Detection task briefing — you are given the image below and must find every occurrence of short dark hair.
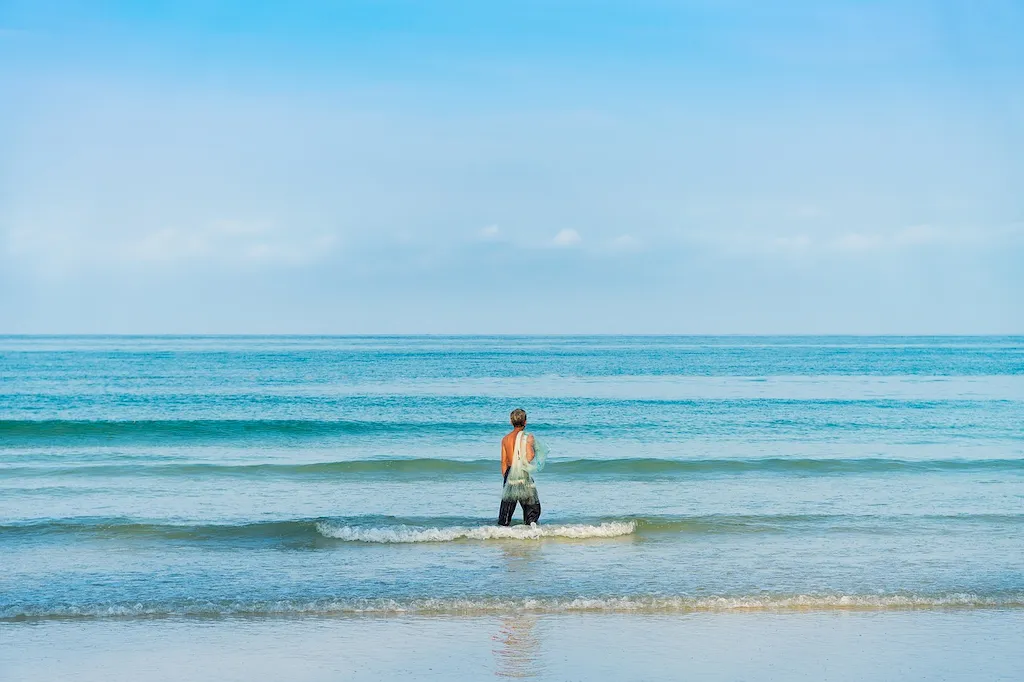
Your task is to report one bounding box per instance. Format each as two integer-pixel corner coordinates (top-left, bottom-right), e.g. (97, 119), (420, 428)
(510, 408), (527, 428)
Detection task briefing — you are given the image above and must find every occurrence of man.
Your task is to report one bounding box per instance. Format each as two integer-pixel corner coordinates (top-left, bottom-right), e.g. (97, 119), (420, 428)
(498, 408), (542, 526)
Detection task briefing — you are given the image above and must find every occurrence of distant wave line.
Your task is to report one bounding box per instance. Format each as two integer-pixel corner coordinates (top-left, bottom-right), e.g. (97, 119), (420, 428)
(0, 419), (487, 441)
(3, 457), (1022, 479)
(2, 418), (1020, 450)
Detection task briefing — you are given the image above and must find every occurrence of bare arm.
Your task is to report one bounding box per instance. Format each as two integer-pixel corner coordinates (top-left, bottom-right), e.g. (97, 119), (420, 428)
(525, 434), (536, 463)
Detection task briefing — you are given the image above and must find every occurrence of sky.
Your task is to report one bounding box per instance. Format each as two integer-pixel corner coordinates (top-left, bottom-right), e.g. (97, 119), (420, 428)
(1, 0), (1022, 334)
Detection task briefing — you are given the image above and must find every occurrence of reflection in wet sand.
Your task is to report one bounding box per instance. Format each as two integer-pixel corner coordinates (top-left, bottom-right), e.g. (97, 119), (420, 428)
(492, 613), (541, 678)
(499, 539), (541, 569)
(492, 543), (544, 678)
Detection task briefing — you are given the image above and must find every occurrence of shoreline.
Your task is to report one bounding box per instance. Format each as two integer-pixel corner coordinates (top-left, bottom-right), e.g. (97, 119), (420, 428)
(6, 598), (1024, 624)
(4, 610), (1022, 681)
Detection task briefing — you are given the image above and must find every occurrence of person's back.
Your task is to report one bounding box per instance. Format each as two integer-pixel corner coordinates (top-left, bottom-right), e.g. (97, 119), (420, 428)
(498, 408), (541, 526)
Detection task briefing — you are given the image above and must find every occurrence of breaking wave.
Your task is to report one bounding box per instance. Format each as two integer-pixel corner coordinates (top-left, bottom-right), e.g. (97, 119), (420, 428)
(314, 521), (636, 542)
(0, 419), (493, 444)
(5, 513), (1022, 544)
(5, 593), (1022, 622)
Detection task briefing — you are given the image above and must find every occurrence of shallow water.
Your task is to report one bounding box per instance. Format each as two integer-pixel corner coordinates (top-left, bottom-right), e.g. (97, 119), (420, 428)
(1, 336), (1022, 623)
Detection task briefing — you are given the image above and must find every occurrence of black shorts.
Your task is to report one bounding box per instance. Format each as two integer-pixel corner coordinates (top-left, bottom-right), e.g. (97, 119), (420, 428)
(498, 470), (541, 526)
(498, 497), (541, 526)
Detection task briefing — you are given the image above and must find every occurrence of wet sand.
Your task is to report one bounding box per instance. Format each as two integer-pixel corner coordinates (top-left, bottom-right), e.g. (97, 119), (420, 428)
(3, 610), (1022, 681)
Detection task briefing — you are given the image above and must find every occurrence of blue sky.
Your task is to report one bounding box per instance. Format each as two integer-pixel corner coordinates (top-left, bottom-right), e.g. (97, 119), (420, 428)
(1, 0), (1022, 333)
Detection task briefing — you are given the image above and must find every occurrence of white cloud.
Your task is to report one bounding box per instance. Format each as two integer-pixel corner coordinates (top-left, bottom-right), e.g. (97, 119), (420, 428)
(4, 219), (338, 274)
(675, 224), (1024, 260)
(771, 235), (813, 252)
(552, 228), (582, 247)
(123, 227), (213, 262)
(608, 234), (643, 252)
(832, 232), (883, 251)
(478, 224), (501, 240)
(792, 205), (824, 219)
(827, 225), (1018, 253)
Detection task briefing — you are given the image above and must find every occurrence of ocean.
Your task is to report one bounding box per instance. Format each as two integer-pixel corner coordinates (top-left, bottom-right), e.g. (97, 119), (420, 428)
(2, 335), (1023, 680)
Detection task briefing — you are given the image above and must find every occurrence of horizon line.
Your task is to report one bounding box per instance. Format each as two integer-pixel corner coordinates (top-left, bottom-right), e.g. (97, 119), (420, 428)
(1, 333), (1021, 339)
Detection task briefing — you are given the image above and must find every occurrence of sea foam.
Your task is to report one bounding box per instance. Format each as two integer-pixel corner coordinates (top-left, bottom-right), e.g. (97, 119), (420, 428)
(314, 520), (636, 543)
(5, 593), (1022, 622)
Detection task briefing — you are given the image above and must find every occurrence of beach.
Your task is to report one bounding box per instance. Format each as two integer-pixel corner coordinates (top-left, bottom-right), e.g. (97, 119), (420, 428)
(4, 612), (1023, 681)
(2, 335), (1022, 679)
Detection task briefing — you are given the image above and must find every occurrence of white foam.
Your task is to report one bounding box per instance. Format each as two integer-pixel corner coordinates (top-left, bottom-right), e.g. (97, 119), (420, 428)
(6, 593), (1022, 621)
(315, 521), (636, 543)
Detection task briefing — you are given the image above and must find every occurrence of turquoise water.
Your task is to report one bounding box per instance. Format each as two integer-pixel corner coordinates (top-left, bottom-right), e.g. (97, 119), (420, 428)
(2, 336), (1023, 619)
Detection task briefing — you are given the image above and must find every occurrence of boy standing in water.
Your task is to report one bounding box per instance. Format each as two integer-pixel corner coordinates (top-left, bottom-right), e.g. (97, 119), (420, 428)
(498, 408), (542, 526)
